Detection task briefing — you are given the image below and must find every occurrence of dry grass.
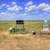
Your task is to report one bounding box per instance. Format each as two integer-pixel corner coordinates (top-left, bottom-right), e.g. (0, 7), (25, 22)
(0, 20), (50, 50)
(0, 31), (50, 50)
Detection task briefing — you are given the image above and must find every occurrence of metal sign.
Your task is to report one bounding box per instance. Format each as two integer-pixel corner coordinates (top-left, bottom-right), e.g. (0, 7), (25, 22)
(16, 20), (24, 24)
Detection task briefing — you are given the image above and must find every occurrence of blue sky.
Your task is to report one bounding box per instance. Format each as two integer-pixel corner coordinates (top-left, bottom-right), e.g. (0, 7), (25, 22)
(0, 0), (50, 20)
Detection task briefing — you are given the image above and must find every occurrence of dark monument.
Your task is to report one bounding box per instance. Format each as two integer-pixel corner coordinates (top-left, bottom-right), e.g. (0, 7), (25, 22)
(16, 20), (25, 32)
(16, 20), (24, 24)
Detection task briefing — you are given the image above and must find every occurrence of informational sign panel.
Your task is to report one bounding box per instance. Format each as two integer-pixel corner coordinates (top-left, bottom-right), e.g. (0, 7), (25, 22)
(16, 20), (24, 24)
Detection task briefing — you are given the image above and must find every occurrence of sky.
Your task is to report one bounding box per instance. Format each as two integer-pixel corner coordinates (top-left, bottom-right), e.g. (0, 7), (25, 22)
(0, 0), (50, 20)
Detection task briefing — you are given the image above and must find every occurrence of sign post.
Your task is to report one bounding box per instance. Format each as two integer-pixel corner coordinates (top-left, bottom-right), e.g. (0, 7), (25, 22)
(16, 20), (25, 32)
(42, 20), (49, 31)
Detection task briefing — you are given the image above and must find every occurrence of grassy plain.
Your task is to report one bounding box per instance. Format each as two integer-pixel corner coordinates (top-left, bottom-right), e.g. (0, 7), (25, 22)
(0, 20), (43, 32)
(0, 20), (50, 50)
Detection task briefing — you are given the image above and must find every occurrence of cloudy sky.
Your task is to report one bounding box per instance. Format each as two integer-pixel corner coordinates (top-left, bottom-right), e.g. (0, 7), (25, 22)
(0, 0), (50, 20)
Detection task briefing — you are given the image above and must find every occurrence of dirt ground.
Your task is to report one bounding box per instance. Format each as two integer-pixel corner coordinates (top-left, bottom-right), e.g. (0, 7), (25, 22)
(0, 31), (50, 50)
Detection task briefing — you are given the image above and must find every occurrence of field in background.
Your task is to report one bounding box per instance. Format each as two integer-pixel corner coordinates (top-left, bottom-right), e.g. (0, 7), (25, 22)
(0, 20), (44, 32)
(0, 20), (50, 50)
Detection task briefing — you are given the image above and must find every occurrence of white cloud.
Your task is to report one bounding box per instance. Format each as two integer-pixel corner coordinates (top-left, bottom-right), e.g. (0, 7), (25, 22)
(37, 3), (49, 9)
(0, 12), (6, 14)
(25, 1), (33, 6)
(25, 5), (37, 12)
(0, 4), (6, 9)
(42, 7), (50, 11)
(0, 2), (50, 12)
(1, 4), (6, 7)
(0, 12), (16, 20)
(1, 1), (50, 20)
(23, 13), (27, 16)
(11, 2), (17, 5)
(25, 2), (50, 12)
(8, 5), (23, 11)
(37, 3), (50, 12)
(6, 4), (10, 8)
(28, 5), (37, 10)
(0, 2), (23, 12)
(7, 2), (23, 11)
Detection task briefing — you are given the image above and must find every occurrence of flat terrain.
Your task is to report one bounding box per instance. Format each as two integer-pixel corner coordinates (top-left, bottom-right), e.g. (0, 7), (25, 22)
(0, 31), (50, 50)
(0, 20), (43, 32)
(0, 20), (50, 50)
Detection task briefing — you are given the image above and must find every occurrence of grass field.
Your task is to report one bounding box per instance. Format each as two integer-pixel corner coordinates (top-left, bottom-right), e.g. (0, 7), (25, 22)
(0, 20), (43, 32)
(0, 20), (50, 50)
